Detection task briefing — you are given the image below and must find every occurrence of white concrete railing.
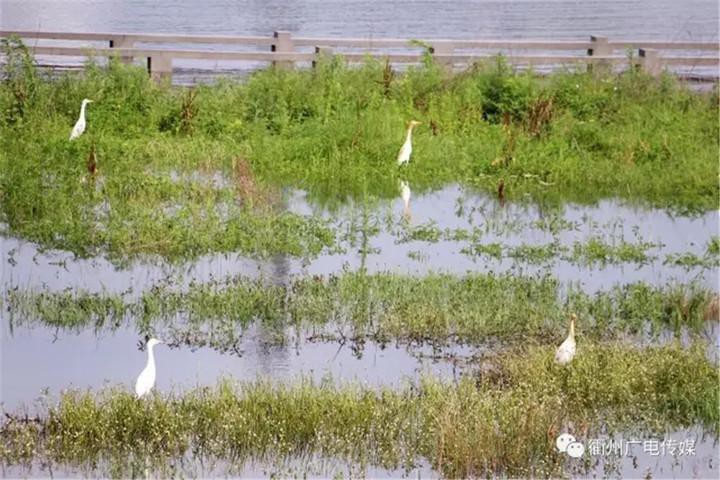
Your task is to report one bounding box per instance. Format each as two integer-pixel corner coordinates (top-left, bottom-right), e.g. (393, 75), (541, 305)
(0, 30), (717, 81)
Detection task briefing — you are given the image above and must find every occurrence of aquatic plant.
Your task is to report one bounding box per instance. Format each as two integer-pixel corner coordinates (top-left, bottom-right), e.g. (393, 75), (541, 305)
(7, 273), (717, 351)
(0, 342), (716, 478)
(568, 236), (660, 266)
(664, 237), (720, 270)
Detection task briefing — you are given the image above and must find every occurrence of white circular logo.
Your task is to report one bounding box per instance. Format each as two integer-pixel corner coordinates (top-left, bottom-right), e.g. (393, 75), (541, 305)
(566, 441), (585, 458)
(556, 433), (576, 453)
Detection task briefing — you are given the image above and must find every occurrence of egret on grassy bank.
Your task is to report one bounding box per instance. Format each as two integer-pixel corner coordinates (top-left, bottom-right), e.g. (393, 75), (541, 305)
(555, 314), (577, 365)
(397, 120), (421, 166)
(69, 98), (93, 141)
(135, 338), (163, 398)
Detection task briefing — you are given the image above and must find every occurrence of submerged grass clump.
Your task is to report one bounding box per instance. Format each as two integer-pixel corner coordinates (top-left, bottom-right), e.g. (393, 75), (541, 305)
(0, 41), (717, 262)
(568, 236), (660, 266)
(0, 342), (716, 478)
(664, 236), (720, 270)
(7, 272), (718, 350)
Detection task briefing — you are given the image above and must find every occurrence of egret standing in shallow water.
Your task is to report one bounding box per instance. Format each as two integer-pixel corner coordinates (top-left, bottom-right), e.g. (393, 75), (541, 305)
(135, 338), (163, 398)
(69, 98), (93, 141)
(397, 120), (421, 166)
(555, 314), (577, 365)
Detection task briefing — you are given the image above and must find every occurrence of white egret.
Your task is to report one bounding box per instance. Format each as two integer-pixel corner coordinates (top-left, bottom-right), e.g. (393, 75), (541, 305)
(135, 338), (163, 398)
(69, 98), (93, 141)
(397, 120), (421, 166)
(555, 314), (577, 365)
(399, 180), (411, 219)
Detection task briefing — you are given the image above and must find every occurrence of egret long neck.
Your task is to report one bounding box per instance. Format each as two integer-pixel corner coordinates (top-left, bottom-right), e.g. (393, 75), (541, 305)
(146, 345), (156, 369)
(405, 126), (415, 143)
(569, 319), (575, 339)
(79, 102), (88, 120)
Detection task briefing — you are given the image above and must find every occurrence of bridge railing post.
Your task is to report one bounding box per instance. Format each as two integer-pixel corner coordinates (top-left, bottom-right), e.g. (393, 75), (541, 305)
(430, 41), (454, 73)
(639, 48), (661, 76)
(147, 55), (173, 82)
(109, 35), (134, 64)
(272, 31), (294, 69)
(312, 46), (334, 68)
(587, 35), (612, 74)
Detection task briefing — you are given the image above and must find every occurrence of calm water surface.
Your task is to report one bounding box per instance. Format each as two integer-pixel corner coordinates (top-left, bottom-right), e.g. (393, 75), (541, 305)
(3, 186), (718, 295)
(2, 0), (718, 40)
(1, 187), (717, 412)
(2, 1), (718, 81)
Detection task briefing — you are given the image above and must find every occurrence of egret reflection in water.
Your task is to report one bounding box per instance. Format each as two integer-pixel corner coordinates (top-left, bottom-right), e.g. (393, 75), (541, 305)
(399, 179), (411, 220)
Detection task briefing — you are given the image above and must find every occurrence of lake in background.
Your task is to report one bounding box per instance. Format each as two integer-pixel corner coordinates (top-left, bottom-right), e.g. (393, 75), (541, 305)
(2, 0), (718, 82)
(2, 0), (718, 40)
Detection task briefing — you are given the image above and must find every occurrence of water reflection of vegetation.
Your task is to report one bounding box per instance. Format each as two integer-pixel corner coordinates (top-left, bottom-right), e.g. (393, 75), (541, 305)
(7, 273), (718, 352)
(1, 39), (717, 262)
(1, 343), (716, 478)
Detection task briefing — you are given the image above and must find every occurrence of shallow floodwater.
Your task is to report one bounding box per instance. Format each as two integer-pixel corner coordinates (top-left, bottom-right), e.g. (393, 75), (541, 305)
(2, 185), (717, 295)
(581, 427), (718, 480)
(1, 184), (718, 478)
(2, 187), (717, 396)
(0, 321), (464, 413)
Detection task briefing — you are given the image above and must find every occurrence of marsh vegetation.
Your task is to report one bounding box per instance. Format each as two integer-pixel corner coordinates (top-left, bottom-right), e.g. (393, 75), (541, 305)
(7, 273), (719, 350)
(1, 343), (717, 478)
(1, 39), (718, 263)
(0, 38), (718, 478)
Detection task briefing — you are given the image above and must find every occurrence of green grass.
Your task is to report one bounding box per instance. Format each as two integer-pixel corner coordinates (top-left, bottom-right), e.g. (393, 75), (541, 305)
(0, 39), (717, 263)
(0, 342), (716, 478)
(7, 272), (718, 351)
